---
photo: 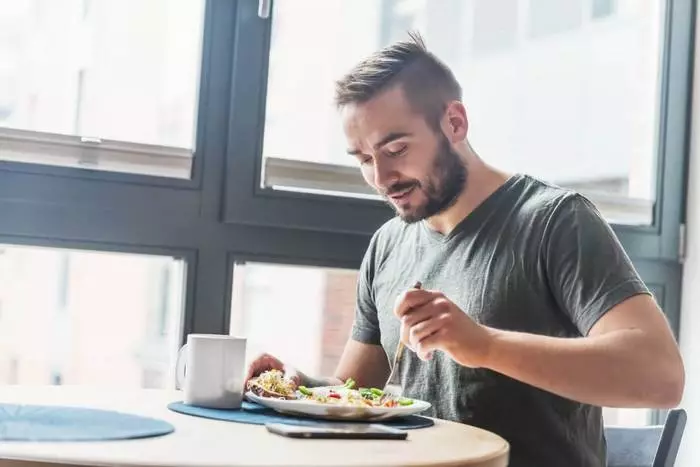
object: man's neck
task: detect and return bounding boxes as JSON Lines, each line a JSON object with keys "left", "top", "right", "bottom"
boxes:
{"left": 424, "top": 155, "right": 512, "bottom": 236}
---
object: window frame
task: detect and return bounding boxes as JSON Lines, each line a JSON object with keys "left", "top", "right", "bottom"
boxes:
{"left": 0, "top": 127, "right": 196, "bottom": 186}
{"left": 222, "top": 0, "right": 694, "bottom": 263}
{"left": 0, "top": 0, "right": 215, "bottom": 190}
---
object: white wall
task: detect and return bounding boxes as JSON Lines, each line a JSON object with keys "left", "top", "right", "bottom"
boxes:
{"left": 675, "top": 10, "right": 700, "bottom": 465}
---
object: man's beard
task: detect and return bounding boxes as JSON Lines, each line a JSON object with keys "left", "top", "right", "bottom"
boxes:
{"left": 383, "top": 136, "right": 468, "bottom": 224}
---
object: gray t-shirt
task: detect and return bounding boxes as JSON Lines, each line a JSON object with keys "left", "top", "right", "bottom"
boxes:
{"left": 351, "top": 174, "right": 649, "bottom": 467}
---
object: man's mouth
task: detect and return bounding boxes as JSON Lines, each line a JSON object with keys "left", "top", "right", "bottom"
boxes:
{"left": 388, "top": 185, "right": 417, "bottom": 201}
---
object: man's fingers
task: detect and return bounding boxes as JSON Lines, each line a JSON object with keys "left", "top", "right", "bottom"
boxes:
{"left": 409, "top": 315, "right": 445, "bottom": 347}
{"left": 245, "top": 353, "right": 281, "bottom": 383}
{"left": 282, "top": 365, "right": 301, "bottom": 388}
{"left": 402, "top": 301, "right": 444, "bottom": 327}
{"left": 394, "top": 289, "right": 441, "bottom": 318}
{"left": 245, "top": 361, "right": 267, "bottom": 383}
{"left": 416, "top": 328, "right": 446, "bottom": 360}
{"left": 398, "top": 296, "right": 444, "bottom": 349}
{"left": 245, "top": 359, "right": 262, "bottom": 381}
{"left": 409, "top": 313, "right": 447, "bottom": 361}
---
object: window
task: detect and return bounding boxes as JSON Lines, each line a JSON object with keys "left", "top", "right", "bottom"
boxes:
{"left": 0, "top": 244, "right": 185, "bottom": 388}
{"left": 603, "top": 408, "right": 651, "bottom": 427}
{"left": 472, "top": 0, "right": 519, "bottom": 56}
{"left": 230, "top": 262, "right": 358, "bottom": 376}
{"left": 0, "top": 0, "right": 205, "bottom": 178}
{"left": 592, "top": 0, "right": 616, "bottom": 19}
{"left": 259, "top": 0, "right": 665, "bottom": 226}
{"left": 528, "top": 0, "right": 584, "bottom": 38}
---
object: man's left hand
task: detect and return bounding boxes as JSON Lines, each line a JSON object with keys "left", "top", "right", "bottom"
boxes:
{"left": 394, "top": 288, "right": 493, "bottom": 367}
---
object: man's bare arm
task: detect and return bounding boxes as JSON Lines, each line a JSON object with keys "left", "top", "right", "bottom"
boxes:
{"left": 482, "top": 294, "right": 685, "bottom": 407}
{"left": 298, "top": 339, "right": 390, "bottom": 388}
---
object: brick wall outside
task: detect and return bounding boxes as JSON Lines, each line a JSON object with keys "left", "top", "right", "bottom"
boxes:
{"left": 320, "top": 269, "right": 359, "bottom": 375}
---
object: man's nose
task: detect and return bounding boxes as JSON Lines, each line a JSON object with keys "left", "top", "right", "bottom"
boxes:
{"left": 373, "top": 158, "right": 398, "bottom": 192}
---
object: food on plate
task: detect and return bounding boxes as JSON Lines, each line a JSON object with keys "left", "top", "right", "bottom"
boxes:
{"left": 247, "top": 370, "right": 414, "bottom": 407}
{"left": 246, "top": 369, "right": 297, "bottom": 399}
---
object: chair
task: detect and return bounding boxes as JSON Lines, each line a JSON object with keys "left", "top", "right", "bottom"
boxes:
{"left": 605, "top": 408, "right": 687, "bottom": 467}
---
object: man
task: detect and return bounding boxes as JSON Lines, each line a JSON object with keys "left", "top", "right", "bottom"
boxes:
{"left": 246, "top": 33, "right": 684, "bottom": 466}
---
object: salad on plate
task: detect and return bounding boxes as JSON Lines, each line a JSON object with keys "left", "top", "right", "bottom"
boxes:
{"left": 246, "top": 369, "right": 415, "bottom": 408}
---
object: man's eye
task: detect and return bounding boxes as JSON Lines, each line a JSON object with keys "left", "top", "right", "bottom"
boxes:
{"left": 386, "top": 146, "right": 407, "bottom": 157}
{"left": 360, "top": 156, "right": 373, "bottom": 165}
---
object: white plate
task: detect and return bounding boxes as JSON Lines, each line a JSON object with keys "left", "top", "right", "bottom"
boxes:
{"left": 245, "top": 388, "right": 431, "bottom": 421}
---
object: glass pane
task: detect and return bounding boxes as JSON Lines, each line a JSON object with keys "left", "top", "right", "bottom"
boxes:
{"left": 230, "top": 262, "right": 358, "bottom": 376}
{"left": 592, "top": 0, "right": 616, "bottom": 19}
{"left": 603, "top": 407, "right": 651, "bottom": 427}
{"left": 262, "top": 0, "right": 664, "bottom": 225}
{"left": 0, "top": 0, "right": 204, "bottom": 178}
{"left": 0, "top": 244, "right": 185, "bottom": 388}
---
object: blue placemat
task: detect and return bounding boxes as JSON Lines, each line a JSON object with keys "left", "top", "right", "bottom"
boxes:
{"left": 0, "top": 403, "right": 175, "bottom": 441}
{"left": 168, "top": 401, "right": 434, "bottom": 430}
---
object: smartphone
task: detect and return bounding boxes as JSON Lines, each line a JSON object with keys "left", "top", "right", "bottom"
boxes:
{"left": 265, "top": 423, "right": 408, "bottom": 440}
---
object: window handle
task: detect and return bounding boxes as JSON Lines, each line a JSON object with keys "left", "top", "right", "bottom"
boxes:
{"left": 258, "top": 0, "right": 271, "bottom": 19}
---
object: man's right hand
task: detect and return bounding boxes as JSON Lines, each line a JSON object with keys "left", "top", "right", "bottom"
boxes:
{"left": 245, "top": 353, "right": 301, "bottom": 388}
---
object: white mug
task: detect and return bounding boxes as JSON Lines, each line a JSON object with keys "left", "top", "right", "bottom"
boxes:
{"left": 175, "top": 334, "right": 247, "bottom": 409}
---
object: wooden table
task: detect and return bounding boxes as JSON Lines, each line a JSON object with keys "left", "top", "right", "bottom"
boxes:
{"left": 0, "top": 386, "right": 509, "bottom": 467}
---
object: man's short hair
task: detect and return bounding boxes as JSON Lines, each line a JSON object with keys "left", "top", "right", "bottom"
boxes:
{"left": 334, "top": 31, "right": 462, "bottom": 130}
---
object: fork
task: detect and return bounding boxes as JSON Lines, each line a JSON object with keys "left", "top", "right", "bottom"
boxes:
{"left": 383, "top": 281, "right": 422, "bottom": 398}
{"left": 382, "top": 342, "right": 405, "bottom": 399}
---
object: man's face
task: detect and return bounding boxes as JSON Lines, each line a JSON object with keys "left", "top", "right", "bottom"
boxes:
{"left": 342, "top": 86, "right": 467, "bottom": 223}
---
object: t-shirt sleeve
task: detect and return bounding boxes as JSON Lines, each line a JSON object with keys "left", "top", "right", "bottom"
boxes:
{"left": 350, "top": 233, "right": 382, "bottom": 345}
{"left": 543, "top": 194, "right": 651, "bottom": 336}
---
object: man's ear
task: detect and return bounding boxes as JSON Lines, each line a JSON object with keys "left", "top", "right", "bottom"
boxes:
{"left": 442, "top": 101, "right": 468, "bottom": 143}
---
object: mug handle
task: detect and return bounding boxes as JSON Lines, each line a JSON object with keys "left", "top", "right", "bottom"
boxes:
{"left": 175, "top": 343, "right": 188, "bottom": 390}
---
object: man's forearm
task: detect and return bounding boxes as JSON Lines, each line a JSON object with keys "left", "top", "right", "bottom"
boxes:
{"left": 297, "top": 372, "right": 343, "bottom": 388}
{"left": 480, "top": 328, "right": 683, "bottom": 408}
{"left": 297, "top": 369, "right": 381, "bottom": 389}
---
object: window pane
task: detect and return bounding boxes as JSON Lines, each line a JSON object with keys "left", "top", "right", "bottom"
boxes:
{"left": 528, "top": 0, "right": 583, "bottom": 39}
{"left": 603, "top": 408, "right": 651, "bottom": 427}
{"left": 592, "top": 0, "right": 616, "bottom": 19}
{"left": 0, "top": 245, "right": 185, "bottom": 388}
{"left": 262, "top": 0, "right": 664, "bottom": 225}
{"left": 0, "top": 0, "right": 204, "bottom": 178}
{"left": 230, "top": 262, "right": 358, "bottom": 376}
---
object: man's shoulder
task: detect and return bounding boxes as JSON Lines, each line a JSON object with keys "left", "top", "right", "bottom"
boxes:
{"left": 512, "top": 175, "right": 614, "bottom": 247}
{"left": 515, "top": 174, "right": 579, "bottom": 207}
{"left": 511, "top": 174, "right": 590, "bottom": 220}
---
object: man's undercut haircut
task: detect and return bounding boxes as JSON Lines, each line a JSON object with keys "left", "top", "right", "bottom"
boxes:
{"left": 334, "top": 31, "right": 462, "bottom": 130}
